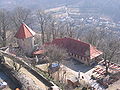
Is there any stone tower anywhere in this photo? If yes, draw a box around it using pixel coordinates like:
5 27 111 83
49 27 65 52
15 23 36 56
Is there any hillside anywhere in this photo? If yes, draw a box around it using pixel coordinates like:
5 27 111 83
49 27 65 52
0 0 120 21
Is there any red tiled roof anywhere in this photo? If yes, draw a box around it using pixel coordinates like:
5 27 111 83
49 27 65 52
33 38 102 59
52 38 89 56
47 38 102 59
15 23 36 39
90 45 103 59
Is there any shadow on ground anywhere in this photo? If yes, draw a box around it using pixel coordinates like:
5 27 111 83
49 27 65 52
63 58 96 73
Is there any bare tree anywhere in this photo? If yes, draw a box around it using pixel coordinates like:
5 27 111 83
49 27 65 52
45 45 68 65
92 29 120 74
55 22 68 38
49 19 57 40
65 22 75 38
0 9 10 47
102 38 120 75
85 29 99 46
83 27 120 74
44 45 68 81
43 16 57 41
36 10 51 44
10 7 32 30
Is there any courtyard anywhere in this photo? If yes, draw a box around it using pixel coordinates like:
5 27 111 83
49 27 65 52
36 58 106 90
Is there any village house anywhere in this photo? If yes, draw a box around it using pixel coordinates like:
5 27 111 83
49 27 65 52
15 23 36 56
34 37 103 65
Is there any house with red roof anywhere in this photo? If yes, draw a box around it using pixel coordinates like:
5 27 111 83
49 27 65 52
15 23 36 56
33 37 102 65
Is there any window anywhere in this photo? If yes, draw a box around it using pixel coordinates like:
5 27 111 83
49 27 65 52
82 57 84 60
71 53 73 56
81 56 82 59
74 54 77 57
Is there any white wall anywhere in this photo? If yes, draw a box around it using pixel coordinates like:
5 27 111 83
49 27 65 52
17 37 35 56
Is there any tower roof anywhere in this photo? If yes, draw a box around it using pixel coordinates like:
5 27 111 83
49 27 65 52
15 23 36 39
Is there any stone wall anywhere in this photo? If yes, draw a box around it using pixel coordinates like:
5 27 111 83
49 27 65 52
0 50 57 89
0 64 22 89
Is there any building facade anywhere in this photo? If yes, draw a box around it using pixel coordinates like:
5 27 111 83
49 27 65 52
45 38 103 65
15 23 36 56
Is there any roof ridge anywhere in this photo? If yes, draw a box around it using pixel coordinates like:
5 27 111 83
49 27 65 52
24 23 36 36
54 37 90 46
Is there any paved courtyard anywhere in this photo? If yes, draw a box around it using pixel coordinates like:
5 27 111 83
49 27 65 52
36 58 120 90
37 58 106 89
61 58 106 90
